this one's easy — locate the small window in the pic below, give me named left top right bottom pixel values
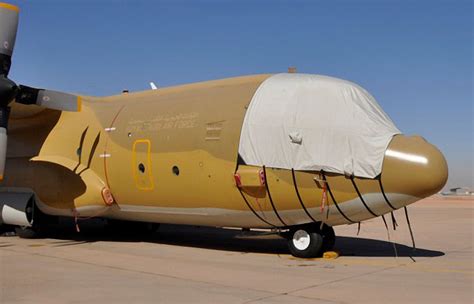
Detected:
left=138, top=163, right=145, bottom=173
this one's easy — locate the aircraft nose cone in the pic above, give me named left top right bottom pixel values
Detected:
left=381, top=135, right=448, bottom=199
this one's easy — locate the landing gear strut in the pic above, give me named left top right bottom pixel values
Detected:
left=286, top=224, right=335, bottom=258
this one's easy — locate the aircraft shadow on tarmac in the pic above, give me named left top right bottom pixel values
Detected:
left=10, top=220, right=444, bottom=258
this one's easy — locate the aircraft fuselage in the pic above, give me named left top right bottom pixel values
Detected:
left=3, top=74, right=448, bottom=229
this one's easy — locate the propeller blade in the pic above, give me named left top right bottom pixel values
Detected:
left=0, top=128, right=7, bottom=181
left=0, top=2, right=19, bottom=76
left=17, top=85, right=82, bottom=112
left=0, top=2, right=19, bottom=181
left=37, top=89, right=82, bottom=112
left=0, top=127, right=6, bottom=180
left=0, top=3, right=81, bottom=182
left=0, top=105, right=10, bottom=180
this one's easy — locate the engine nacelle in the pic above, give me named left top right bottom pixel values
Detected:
left=0, top=191, right=34, bottom=227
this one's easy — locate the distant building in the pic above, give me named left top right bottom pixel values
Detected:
left=441, top=187, right=474, bottom=196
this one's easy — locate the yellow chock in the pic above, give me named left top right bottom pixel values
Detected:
left=323, top=251, right=340, bottom=259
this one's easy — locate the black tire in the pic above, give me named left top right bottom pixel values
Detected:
left=15, top=226, right=42, bottom=239
left=320, top=224, right=336, bottom=252
left=0, top=224, right=15, bottom=236
left=287, top=227, right=324, bottom=258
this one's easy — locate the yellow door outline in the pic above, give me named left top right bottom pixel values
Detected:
left=132, top=139, right=155, bottom=191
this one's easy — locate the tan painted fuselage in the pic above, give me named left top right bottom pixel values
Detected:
left=2, top=74, right=448, bottom=228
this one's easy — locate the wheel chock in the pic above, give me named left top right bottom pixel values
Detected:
left=323, top=251, right=340, bottom=259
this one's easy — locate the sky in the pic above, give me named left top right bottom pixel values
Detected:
left=7, top=0, right=473, bottom=189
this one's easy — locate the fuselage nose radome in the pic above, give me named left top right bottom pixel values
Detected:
left=380, top=135, right=448, bottom=208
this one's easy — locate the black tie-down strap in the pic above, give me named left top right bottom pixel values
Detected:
left=378, top=176, right=397, bottom=210
left=381, top=214, right=398, bottom=257
left=377, top=175, right=416, bottom=250
left=404, top=206, right=416, bottom=250
left=291, top=169, right=318, bottom=223
left=234, top=163, right=277, bottom=228
left=262, top=166, right=287, bottom=227
left=350, top=176, right=378, bottom=217
left=320, top=171, right=355, bottom=224
left=391, top=212, right=398, bottom=230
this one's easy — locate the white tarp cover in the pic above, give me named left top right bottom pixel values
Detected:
left=238, top=73, right=401, bottom=178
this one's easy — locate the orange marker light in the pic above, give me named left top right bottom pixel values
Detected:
left=234, top=173, right=242, bottom=187
left=101, top=187, right=114, bottom=206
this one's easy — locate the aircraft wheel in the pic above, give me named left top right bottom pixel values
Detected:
left=15, top=226, right=42, bottom=239
left=320, top=224, right=336, bottom=252
left=287, top=227, right=323, bottom=258
left=0, top=224, right=15, bottom=236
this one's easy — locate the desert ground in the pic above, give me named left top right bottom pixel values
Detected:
left=0, top=195, right=472, bottom=303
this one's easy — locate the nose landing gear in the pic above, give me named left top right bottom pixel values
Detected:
left=286, top=224, right=335, bottom=258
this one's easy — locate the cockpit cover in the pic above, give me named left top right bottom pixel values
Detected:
left=238, top=73, right=401, bottom=178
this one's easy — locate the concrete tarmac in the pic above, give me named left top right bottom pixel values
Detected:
left=0, top=196, right=472, bottom=303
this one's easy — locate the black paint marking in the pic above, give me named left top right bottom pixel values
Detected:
left=78, top=132, right=101, bottom=175
left=74, top=126, right=89, bottom=173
